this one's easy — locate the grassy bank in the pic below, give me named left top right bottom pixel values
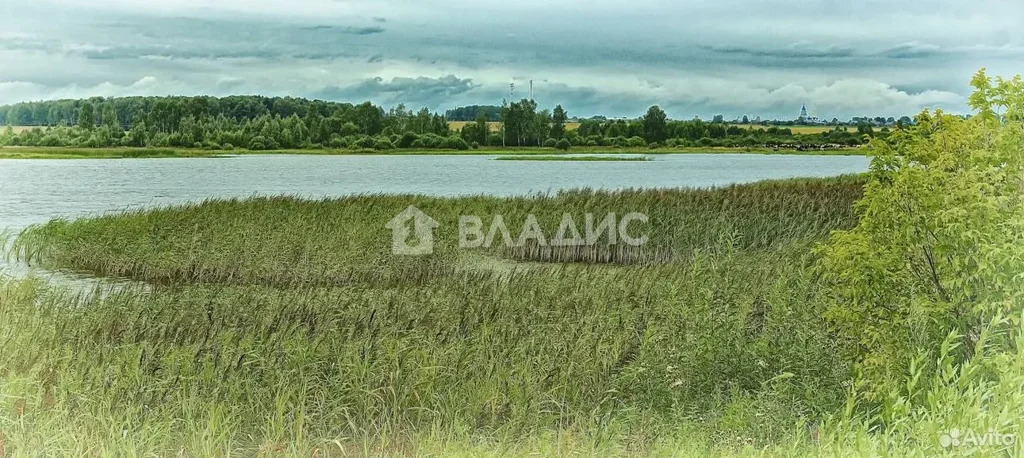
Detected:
left=444, top=121, right=835, bottom=136
left=493, top=155, right=651, bottom=161
left=0, top=147, right=222, bottom=159
left=0, top=145, right=865, bottom=159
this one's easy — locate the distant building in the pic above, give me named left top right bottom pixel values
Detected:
left=798, top=104, right=820, bottom=124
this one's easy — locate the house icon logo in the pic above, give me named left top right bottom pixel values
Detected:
left=385, top=205, right=440, bottom=255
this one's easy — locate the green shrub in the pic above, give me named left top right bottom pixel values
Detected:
left=353, top=135, right=375, bottom=149
left=397, top=131, right=418, bottom=148
left=817, top=68, right=1024, bottom=405
left=372, top=136, right=394, bottom=150
left=446, top=136, right=470, bottom=150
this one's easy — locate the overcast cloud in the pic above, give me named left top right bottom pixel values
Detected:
left=1, top=0, right=1022, bottom=119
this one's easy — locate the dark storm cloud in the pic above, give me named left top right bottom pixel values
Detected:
left=301, top=25, right=385, bottom=35
left=51, top=16, right=384, bottom=61
left=314, top=75, right=478, bottom=108
left=881, top=43, right=942, bottom=59
left=704, top=44, right=856, bottom=59
left=0, top=37, right=58, bottom=53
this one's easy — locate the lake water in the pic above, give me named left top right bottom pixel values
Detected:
left=0, top=154, right=869, bottom=233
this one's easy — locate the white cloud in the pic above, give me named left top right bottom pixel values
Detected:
left=0, top=76, right=181, bottom=105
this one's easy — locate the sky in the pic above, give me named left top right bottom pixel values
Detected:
left=1, top=0, right=1022, bottom=120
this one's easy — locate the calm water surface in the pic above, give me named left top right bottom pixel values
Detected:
left=0, top=154, right=869, bottom=232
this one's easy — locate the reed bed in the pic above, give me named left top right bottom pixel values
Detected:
left=12, top=176, right=865, bottom=285
left=0, top=176, right=865, bottom=454
left=0, top=249, right=846, bottom=455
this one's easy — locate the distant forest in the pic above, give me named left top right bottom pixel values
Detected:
left=0, top=95, right=884, bottom=150
left=444, top=105, right=501, bottom=121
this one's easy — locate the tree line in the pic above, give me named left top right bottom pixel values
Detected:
left=0, top=96, right=879, bottom=150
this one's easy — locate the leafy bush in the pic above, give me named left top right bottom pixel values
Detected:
left=352, top=135, right=375, bottom=149
left=817, top=68, right=1024, bottom=406
left=627, top=136, right=646, bottom=147
left=372, top=136, right=394, bottom=150
left=247, top=135, right=269, bottom=150
left=326, top=135, right=347, bottom=148
left=397, top=131, right=418, bottom=148
left=555, top=138, right=571, bottom=151
left=446, top=136, right=469, bottom=150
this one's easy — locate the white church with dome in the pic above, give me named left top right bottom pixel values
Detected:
left=798, top=104, right=821, bottom=124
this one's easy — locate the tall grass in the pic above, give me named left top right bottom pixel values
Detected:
left=0, top=249, right=847, bottom=455
left=12, top=176, right=865, bottom=285
left=0, top=177, right=869, bottom=454
left=8, top=173, right=1012, bottom=455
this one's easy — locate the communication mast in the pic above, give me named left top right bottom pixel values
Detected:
left=510, top=83, right=515, bottom=100
left=529, top=80, right=534, bottom=100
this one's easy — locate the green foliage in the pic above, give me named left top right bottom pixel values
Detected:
left=4, top=177, right=864, bottom=454
left=1, top=125, right=15, bottom=145
left=77, top=102, right=95, bottom=130
left=0, top=95, right=866, bottom=152
left=446, top=136, right=470, bottom=150
left=372, top=135, right=394, bottom=150
left=643, top=105, right=668, bottom=144
left=551, top=105, right=568, bottom=139
left=816, top=68, right=1024, bottom=407
left=555, top=138, right=571, bottom=151
left=444, top=104, right=501, bottom=121
left=396, top=131, right=418, bottom=148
